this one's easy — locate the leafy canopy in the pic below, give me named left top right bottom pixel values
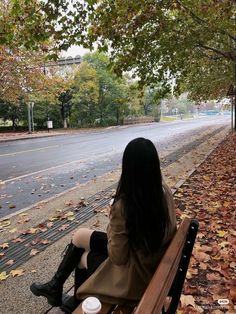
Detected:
left=1, top=0, right=235, bottom=100
left=86, top=0, right=235, bottom=99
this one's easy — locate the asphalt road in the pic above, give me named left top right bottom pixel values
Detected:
left=0, top=116, right=230, bottom=218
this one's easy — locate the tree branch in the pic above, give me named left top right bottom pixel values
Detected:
left=197, top=44, right=236, bottom=61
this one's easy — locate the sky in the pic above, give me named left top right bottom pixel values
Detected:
left=62, top=45, right=90, bottom=58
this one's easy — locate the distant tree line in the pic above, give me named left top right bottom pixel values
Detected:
left=0, top=51, right=167, bottom=130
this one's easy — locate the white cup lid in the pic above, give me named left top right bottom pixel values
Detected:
left=82, top=297, right=102, bottom=314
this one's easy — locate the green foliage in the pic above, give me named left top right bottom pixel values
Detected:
left=71, top=61, right=99, bottom=125
left=0, top=99, right=27, bottom=129
left=33, top=101, right=62, bottom=128
left=0, top=0, right=89, bottom=53
left=2, top=1, right=235, bottom=101
left=82, top=52, right=129, bottom=125
left=85, top=0, right=235, bottom=100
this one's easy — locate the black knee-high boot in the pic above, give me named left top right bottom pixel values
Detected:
left=74, top=267, right=88, bottom=296
left=60, top=267, right=88, bottom=313
left=30, top=243, right=84, bottom=306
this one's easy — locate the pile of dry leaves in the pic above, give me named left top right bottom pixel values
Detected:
left=174, top=132, right=236, bottom=313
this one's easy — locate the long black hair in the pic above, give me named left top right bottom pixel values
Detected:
left=115, top=137, right=170, bottom=253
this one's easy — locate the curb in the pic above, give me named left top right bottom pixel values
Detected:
left=0, top=132, right=69, bottom=143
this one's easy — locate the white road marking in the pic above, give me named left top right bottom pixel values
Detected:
left=0, top=145, right=59, bottom=157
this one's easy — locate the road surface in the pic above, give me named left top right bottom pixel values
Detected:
left=0, top=116, right=230, bottom=218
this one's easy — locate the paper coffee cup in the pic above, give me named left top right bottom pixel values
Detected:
left=82, top=297, right=102, bottom=314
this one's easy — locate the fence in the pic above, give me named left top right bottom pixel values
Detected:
left=123, top=116, right=155, bottom=125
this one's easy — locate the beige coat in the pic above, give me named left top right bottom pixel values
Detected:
left=76, top=182, right=176, bottom=305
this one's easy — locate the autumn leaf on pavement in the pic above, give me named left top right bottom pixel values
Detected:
left=10, top=269, right=24, bottom=277
left=12, top=237, right=24, bottom=243
left=0, top=242, right=9, bottom=249
left=9, top=228, right=17, bottom=233
left=65, top=200, right=74, bottom=206
left=41, top=239, right=50, bottom=245
left=17, top=217, right=30, bottom=224
left=0, top=271, right=9, bottom=281
left=93, top=219, right=100, bottom=227
left=59, top=224, right=69, bottom=231
left=0, top=220, right=11, bottom=228
left=0, top=252, right=5, bottom=259
left=31, top=238, right=41, bottom=246
left=217, top=230, right=228, bottom=238
left=22, top=227, right=39, bottom=235
left=30, top=249, right=40, bottom=256
left=180, top=295, right=196, bottom=307
left=47, top=222, right=53, bottom=228
left=6, top=259, right=14, bottom=266
left=8, top=204, right=16, bottom=209
left=206, top=272, right=221, bottom=281
left=193, top=250, right=210, bottom=262
left=62, top=211, right=75, bottom=221
left=219, top=241, right=229, bottom=249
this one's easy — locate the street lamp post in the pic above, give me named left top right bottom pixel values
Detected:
left=27, top=103, right=32, bottom=134
left=31, top=102, right=35, bottom=132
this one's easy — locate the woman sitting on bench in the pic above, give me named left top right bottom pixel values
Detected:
left=30, top=137, right=176, bottom=313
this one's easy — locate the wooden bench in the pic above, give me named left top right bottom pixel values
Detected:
left=72, top=217, right=198, bottom=314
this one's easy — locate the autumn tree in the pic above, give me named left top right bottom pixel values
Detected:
left=71, top=61, right=99, bottom=125
left=0, top=46, right=47, bottom=103
left=84, top=52, right=129, bottom=125
left=0, top=0, right=88, bottom=53
left=2, top=1, right=235, bottom=102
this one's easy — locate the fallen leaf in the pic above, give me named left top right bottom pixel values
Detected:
left=6, top=259, right=14, bottom=266
left=193, top=251, right=210, bottom=262
left=10, top=269, right=24, bottom=277
left=217, top=230, right=228, bottom=238
left=230, top=287, right=236, bottom=300
left=206, top=272, right=221, bottom=281
left=219, top=241, right=229, bottom=249
left=9, top=228, right=17, bottom=233
left=12, top=237, right=24, bottom=243
left=0, top=252, right=5, bottom=258
left=59, top=224, right=69, bottom=231
left=65, top=201, right=74, bottom=206
left=8, top=204, right=16, bottom=209
left=17, top=217, right=30, bottom=224
left=30, top=249, right=40, bottom=256
left=180, top=295, right=196, bottom=307
left=46, top=222, right=53, bottom=228
left=0, top=220, right=11, bottom=228
left=93, top=219, right=100, bottom=227
left=18, top=213, right=28, bottom=217
left=41, top=239, right=50, bottom=245
left=0, top=242, right=9, bottom=249
left=0, top=271, right=9, bottom=281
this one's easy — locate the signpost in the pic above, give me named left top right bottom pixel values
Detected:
left=27, top=102, right=35, bottom=133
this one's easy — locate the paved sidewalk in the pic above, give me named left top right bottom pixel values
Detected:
left=0, top=127, right=233, bottom=314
